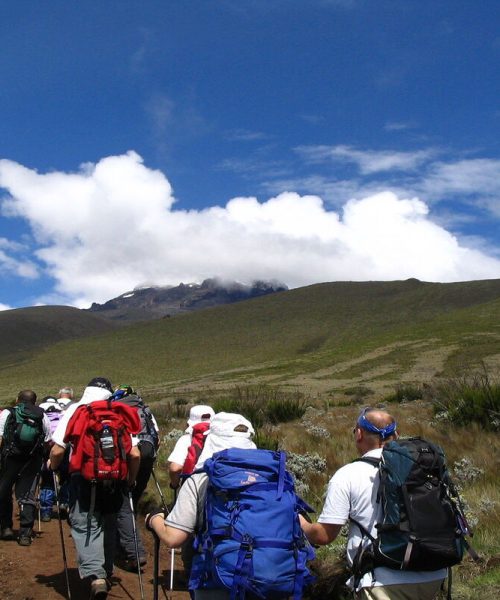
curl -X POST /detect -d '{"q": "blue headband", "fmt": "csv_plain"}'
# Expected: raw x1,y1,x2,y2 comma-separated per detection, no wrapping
357,409,397,440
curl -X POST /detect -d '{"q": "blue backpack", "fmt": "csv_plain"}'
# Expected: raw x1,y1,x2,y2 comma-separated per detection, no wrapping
189,448,316,600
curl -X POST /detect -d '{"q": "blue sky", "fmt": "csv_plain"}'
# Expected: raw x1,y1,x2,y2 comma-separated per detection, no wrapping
1,1,499,309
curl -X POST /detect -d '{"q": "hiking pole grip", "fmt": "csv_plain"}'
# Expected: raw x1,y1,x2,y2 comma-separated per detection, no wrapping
53,471,72,600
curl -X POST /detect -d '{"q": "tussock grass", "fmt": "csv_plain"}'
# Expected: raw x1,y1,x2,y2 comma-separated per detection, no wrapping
431,368,500,431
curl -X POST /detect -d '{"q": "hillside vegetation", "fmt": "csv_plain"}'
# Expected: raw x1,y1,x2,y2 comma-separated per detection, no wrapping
0,278,499,404
0,305,116,367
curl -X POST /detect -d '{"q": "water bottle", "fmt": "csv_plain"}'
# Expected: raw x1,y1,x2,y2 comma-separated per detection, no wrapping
100,424,115,462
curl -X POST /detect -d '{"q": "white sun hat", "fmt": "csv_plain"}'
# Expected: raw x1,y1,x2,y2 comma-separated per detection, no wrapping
195,412,256,469
187,405,215,427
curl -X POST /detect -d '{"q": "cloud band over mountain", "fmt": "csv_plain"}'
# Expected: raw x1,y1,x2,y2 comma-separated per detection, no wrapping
1,151,499,308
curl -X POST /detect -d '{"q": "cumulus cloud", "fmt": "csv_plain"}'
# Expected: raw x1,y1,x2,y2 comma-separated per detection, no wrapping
0,152,499,308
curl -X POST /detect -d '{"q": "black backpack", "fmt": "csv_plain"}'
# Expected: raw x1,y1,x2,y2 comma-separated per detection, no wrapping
351,438,477,580
113,394,159,459
3,403,45,457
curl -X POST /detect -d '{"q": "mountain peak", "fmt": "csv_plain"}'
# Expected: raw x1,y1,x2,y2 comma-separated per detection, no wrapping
88,278,288,322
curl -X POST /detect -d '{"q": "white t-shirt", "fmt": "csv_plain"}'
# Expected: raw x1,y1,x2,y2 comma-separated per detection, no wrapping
167,432,192,465
318,448,447,590
165,472,208,533
0,405,52,442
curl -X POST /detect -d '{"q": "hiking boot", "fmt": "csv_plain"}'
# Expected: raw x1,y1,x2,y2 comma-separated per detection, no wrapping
17,528,33,546
123,556,147,572
0,527,14,540
90,578,108,599
17,534,32,546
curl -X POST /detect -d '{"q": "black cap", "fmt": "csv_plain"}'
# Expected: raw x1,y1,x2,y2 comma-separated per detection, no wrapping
87,377,113,393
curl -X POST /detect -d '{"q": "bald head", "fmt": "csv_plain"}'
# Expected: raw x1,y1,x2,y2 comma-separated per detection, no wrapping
365,409,396,432
354,408,398,453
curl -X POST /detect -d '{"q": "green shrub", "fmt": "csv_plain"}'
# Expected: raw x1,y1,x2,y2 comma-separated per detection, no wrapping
253,430,280,451
432,370,500,431
212,385,308,428
384,383,423,403
267,396,307,424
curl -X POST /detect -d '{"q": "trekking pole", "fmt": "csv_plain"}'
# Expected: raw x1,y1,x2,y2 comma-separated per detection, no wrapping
169,486,178,591
34,470,43,535
53,471,72,600
153,533,160,600
128,490,145,600
36,483,42,535
151,468,169,513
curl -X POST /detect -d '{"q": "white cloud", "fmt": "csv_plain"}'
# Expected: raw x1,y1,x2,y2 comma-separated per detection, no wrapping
421,159,500,211
0,303,12,311
384,121,417,132
225,129,271,142
296,144,437,174
0,152,499,308
0,238,39,279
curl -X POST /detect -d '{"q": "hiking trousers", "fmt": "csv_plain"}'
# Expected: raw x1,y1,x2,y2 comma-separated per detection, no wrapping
69,475,124,580
115,454,153,561
115,488,146,561
0,452,43,531
357,579,444,600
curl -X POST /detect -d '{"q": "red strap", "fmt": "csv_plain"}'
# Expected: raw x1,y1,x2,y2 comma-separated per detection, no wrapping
182,421,210,475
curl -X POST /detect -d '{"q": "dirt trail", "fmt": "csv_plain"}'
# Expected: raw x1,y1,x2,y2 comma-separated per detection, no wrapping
0,513,190,600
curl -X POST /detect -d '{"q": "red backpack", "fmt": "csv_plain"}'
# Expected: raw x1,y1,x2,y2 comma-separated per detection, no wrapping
182,421,210,475
64,399,141,482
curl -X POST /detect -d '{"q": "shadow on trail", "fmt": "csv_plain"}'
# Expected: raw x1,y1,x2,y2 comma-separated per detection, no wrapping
34,569,140,600
35,567,85,600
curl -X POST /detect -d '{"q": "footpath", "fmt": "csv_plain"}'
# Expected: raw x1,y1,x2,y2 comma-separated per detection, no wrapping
0,513,190,600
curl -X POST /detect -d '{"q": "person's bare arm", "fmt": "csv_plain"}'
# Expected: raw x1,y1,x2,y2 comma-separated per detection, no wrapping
299,516,342,545
127,445,141,487
147,513,190,548
168,462,183,489
49,443,66,470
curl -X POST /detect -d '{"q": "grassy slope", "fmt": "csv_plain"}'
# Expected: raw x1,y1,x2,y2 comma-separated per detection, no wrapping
0,279,499,403
0,305,116,362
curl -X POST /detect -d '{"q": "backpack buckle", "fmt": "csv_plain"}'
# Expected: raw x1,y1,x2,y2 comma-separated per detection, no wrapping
241,535,253,555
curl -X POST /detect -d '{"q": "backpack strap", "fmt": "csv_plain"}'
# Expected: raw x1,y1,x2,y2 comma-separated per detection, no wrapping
1,407,16,455
354,456,381,468
348,461,380,590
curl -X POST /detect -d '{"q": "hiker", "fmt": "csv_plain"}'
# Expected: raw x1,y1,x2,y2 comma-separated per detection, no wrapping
50,377,141,600
146,412,258,598
38,396,65,521
167,404,215,489
57,386,74,410
299,408,447,600
0,390,51,545
166,403,215,577
111,384,160,571
147,412,316,599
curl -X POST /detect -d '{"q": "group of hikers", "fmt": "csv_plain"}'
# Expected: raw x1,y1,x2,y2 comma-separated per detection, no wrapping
0,377,475,600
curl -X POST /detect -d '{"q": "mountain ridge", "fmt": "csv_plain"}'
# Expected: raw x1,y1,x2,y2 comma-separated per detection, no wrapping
87,278,288,322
